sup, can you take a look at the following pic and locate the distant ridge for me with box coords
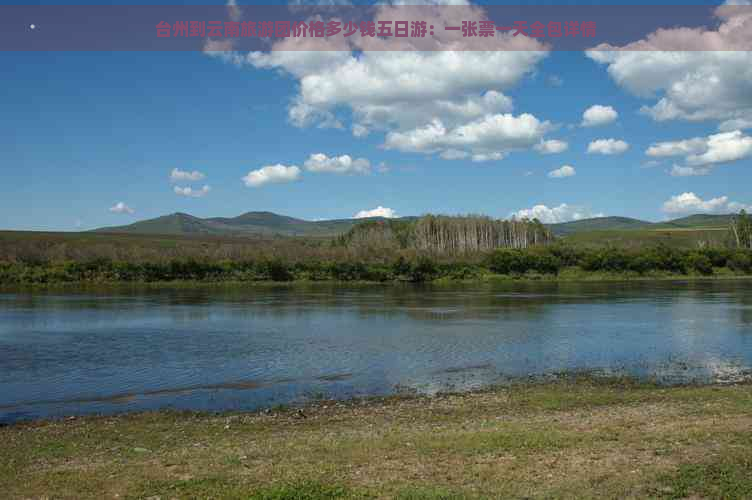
[93,211,736,238]
[93,211,398,238]
[548,216,650,236]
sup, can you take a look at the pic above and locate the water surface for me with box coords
[2,280,752,422]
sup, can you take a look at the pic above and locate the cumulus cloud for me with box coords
[646,130,752,169]
[534,139,568,154]
[352,124,370,137]
[303,153,370,174]
[384,113,552,158]
[209,3,550,156]
[719,117,752,132]
[587,138,630,155]
[670,165,712,177]
[547,165,576,178]
[244,47,540,134]
[109,202,134,214]
[251,50,542,133]
[510,203,603,224]
[353,206,397,219]
[174,185,211,198]
[581,105,618,127]
[662,192,751,214]
[472,152,505,162]
[646,137,707,158]
[439,149,469,160]
[586,5,752,126]
[242,164,301,187]
[170,168,206,182]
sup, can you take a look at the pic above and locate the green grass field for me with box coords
[2,379,752,499]
[562,227,729,249]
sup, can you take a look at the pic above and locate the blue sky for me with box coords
[2,0,751,231]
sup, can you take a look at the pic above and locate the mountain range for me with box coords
[92,211,736,238]
[93,211,398,238]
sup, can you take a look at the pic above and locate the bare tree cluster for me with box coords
[412,215,553,254]
[729,210,752,249]
[341,215,553,256]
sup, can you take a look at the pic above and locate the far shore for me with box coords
[2,377,751,498]
[2,270,752,290]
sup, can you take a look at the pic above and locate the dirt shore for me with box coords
[2,379,751,499]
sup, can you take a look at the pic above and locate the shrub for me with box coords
[729,252,752,273]
[265,260,293,281]
[685,252,714,275]
[410,256,438,282]
[392,256,412,278]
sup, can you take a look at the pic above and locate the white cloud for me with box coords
[662,192,751,214]
[534,139,568,154]
[109,202,134,214]
[719,117,752,132]
[510,203,602,224]
[646,130,752,168]
[303,153,370,174]
[670,165,712,177]
[646,137,707,158]
[384,113,552,158]
[245,47,542,134]
[587,138,629,155]
[581,105,618,127]
[471,152,505,162]
[242,164,301,188]
[170,168,206,182]
[352,124,370,137]
[547,165,576,178]
[439,149,469,160]
[174,185,211,198]
[353,206,397,219]
[684,131,752,166]
[586,5,752,126]
[210,3,550,154]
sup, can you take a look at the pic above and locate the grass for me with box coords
[2,379,752,499]
[563,228,729,249]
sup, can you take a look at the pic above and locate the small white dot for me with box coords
[30,24,36,30]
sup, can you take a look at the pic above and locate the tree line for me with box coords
[2,212,752,284]
[729,210,752,249]
[339,215,554,254]
[2,245,751,285]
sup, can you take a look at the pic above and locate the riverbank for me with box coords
[2,270,752,291]
[2,245,751,286]
[2,379,751,499]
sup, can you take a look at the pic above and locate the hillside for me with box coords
[651,214,734,230]
[94,211,374,238]
[548,217,650,236]
[92,211,737,241]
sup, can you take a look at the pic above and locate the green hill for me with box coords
[548,217,651,236]
[92,211,737,242]
[94,211,392,238]
[651,214,734,230]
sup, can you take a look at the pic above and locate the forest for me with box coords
[1,213,751,284]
